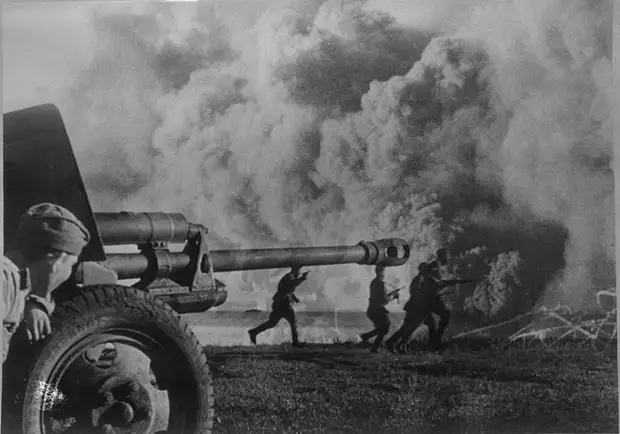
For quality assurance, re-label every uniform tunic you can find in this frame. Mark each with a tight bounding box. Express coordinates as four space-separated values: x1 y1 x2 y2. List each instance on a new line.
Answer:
360 277 392 348
272 273 302 313
0 256 30 363
249 272 305 345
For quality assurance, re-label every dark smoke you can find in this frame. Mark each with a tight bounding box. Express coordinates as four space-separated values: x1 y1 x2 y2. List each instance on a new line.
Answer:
56 0 612 313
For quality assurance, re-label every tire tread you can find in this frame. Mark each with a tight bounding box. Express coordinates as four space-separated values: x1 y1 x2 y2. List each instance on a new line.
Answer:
20 285 213 434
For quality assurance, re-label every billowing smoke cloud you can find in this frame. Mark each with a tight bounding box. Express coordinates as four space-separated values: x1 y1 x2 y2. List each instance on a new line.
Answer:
59 0 612 312
451 0 615 309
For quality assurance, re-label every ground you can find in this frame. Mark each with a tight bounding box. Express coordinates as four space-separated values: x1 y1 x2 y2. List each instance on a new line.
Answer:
206 338 618 434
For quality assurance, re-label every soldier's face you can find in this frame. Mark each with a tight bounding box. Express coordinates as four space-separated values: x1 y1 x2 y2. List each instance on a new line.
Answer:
34 252 78 292
52 254 79 286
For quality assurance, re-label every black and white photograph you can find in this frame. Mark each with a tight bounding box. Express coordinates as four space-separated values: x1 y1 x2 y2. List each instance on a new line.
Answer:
1 0 617 433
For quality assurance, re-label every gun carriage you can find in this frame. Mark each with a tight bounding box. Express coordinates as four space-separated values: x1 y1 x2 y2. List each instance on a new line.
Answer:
3 104 411 434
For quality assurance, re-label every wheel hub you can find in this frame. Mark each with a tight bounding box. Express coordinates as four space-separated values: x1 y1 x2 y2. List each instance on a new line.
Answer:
91 378 155 433
21 301 202 434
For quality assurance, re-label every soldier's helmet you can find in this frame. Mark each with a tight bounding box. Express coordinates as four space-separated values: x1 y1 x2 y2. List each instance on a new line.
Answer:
375 265 385 274
418 262 428 272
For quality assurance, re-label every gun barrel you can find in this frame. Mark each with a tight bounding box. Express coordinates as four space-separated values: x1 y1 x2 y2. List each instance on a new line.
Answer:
94 238 409 280
441 278 481 287
210 245 381 272
95 212 206 245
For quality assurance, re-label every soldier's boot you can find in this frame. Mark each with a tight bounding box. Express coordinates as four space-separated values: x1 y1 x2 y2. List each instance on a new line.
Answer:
384 336 398 354
384 327 404 354
371 335 386 353
360 330 376 344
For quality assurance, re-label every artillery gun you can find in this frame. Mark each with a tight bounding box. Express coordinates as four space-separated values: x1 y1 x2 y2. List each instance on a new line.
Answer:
2 104 411 434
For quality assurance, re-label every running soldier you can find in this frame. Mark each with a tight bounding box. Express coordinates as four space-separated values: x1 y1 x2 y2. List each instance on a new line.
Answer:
385 248 452 352
384 262 431 353
359 266 399 353
249 266 309 347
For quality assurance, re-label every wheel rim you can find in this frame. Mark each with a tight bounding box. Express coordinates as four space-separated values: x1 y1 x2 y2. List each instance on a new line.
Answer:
32 328 190 434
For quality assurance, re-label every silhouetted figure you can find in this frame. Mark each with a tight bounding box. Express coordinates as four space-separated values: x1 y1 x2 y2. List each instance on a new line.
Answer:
249 266 309 347
360 266 398 353
385 262 432 352
425 248 452 349
385 248 452 353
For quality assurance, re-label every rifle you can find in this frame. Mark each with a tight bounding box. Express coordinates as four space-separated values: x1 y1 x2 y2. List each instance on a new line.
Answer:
437 278 481 296
441 278 481 286
385 282 405 301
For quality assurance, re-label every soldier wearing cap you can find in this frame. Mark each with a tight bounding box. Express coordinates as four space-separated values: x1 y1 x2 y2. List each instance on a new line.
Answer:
1 203 90 362
360 266 398 353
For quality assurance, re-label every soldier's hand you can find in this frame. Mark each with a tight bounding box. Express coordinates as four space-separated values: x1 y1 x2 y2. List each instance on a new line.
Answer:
23 303 52 342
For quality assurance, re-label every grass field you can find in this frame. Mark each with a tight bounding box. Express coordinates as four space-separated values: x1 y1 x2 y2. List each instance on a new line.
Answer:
205 337 618 434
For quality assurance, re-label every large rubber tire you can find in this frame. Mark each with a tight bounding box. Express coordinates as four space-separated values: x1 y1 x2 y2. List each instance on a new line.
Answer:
16 285 213 434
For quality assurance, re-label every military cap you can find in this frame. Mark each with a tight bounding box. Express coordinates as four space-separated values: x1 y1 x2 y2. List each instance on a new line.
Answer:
16 203 90 256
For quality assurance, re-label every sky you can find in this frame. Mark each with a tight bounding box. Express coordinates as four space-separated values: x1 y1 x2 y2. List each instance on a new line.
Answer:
3 2 93 111
2 0 615 313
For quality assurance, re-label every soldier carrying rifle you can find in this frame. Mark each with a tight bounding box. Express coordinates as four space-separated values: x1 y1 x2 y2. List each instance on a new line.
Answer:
384 262 432 353
360 266 400 353
249 265 309 348
386 248 479 352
